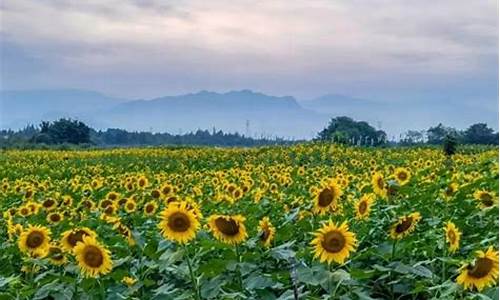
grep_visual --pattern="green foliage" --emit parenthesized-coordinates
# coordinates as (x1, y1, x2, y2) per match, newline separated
(30, 118, 91, 145)
(443, 134, 458, 156)
(317, 116, 387, 146)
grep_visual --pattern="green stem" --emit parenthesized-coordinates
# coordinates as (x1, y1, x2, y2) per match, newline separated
(391, 239, 397, 260)
(442, 237, 447, 283)
(235, 244, 244, 291)
(184, 245, 201, 300)
(98, 279, 105, 300)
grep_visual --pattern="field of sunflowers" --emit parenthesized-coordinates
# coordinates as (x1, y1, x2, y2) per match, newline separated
(0, 144, 498, 299)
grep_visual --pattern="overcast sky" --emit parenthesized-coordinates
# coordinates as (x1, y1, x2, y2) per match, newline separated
(0, 0, 498, 108)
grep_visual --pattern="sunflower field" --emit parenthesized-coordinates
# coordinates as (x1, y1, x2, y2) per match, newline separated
(0, 144, 498, 299)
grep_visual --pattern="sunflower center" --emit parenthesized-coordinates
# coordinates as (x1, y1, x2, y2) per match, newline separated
(68, 230, 89, 247)
(321, 231, 346, 253)
(480, 194, 494, 206)
(397, 172, 407, 181)
(395, 216, 413, 233)
(43, 199, 55, 208)
(377, 177, 385, 189)
(168, 212, 191, 232)
(358, 201, 367, 214)
(447, 230, 456, 244)
(318, 188, 334, 207)
(50, 214, 61, 222)
(215, 217, 240, 236)
(260, 228, 270, 242)
(145, 204, 155, 213)
(26, 231, 44, 248)
(49, 247, 64, 260)
(83, 245, 104, 268)
(151, 190, 161, 198)
(467, 258, 493, 278)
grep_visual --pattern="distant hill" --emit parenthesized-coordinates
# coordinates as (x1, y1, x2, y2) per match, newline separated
(0, 89, 329, 139)
(1, 89, 497, 139)
(0, 89, 125, 129)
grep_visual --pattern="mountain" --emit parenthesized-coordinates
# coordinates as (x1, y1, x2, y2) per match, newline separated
(98, 90, 328, 138)
(0, 89, 125, 129)
(1, 89, 496, 139)
(0, 89, 329, 139)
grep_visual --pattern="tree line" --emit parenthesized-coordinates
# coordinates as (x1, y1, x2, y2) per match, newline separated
(0, 117, 497, 149)
(0, 119, 294, 148)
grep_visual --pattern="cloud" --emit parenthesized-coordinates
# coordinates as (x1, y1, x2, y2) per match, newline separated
(0, 0, 497, 105)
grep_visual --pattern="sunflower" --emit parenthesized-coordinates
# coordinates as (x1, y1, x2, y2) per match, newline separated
(143, 200, 158, 216)
(444, 222, 461, 253)
(371, 172, 387, 198)
(158, 201, 199, 244)
(355, 194, 375, 220)
(160, 183, 174, 197)
(124, 198, 137, 213)
(456, 247, 499, 291)
(122, 276, 137, 287)
(61, 227, 98, 252)
(313, 181, 342, 215)
(47, 212, 64, 224)
(207, 214, 247, 245)
(136, 175, 149, 189)
(106, 191, 120, 201)
(18, 205, 31, 217)
(18, 225, 51, 257)
(311, 220, 357, 265)
(41, 198, 58, 211)
(48, 245, 66, 265)
(394, 167, 411, 186)
(258, 217, 276, 248)
(443, 182, 459, 199)
(473, 190, 498, 209)
(390, 212, 422, 240)
(74, 235, 113, 278)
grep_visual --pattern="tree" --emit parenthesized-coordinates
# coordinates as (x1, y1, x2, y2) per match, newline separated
(317, 116, 386, 146)
(463, 123, 498, 145)
(33, 118, 91, 144)
(443, 134, 457, 156)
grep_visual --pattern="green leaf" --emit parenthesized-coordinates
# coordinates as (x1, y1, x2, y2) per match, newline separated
(244, 273, 274, 290)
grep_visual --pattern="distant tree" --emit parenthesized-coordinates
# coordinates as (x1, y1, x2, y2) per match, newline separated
(401, 130, 425, 145)
(443, 134, 458, 156)
(33, 118, 91, 144)
(317, 116, 386, 146)
(463, 123, 498, 145)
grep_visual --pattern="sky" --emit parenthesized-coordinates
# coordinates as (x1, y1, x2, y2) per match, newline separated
(0, 0, 498, 109)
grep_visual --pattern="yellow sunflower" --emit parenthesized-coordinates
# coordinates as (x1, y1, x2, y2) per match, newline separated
(258, 217, 276, 248)
(18, 225, 51, 258)
(355, 194, 375, 220)
(394, 167, 411, 186)
(47, 212, 64, 224)
(311, 220, 357, 265)
(444, 222, 461, 253)
(371, 172, 387, 198)
(158, 201, 199, 244)
(456, 247, 499, 291)
(313, 181, 342, 215)
(48, 245, 67, 265)
(390, 212, 421, 240)
(473, 190, 498, 209)
(143, 200, 158, 216)
(124, 198, 137, 213)
(74, 235, 113, 278)
(443, 182, 459, 199)
(61, 227, 98, 252)
(207, 214, 247, 245)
